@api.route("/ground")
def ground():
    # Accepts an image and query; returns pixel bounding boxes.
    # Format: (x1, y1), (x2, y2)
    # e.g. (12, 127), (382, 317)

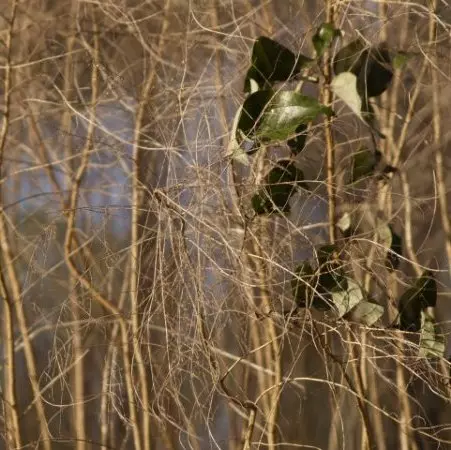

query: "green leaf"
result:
(419, 312), (445, 358)
(398, 299), (422, 332)
(312, 23), (342, 58)
(237, 90), (332, 146)
(357, 45), (393, 98)
(386, 227), (402, 271)
(392, 51), (412, 70)
(331, 73), (385, 137)
(244, 36), (312, 93)
(287, 124), (308, 155)
(414, 270), (437, 309)
(337, 212), (352, 236)
(230, 145), (250, 166)
(237, 90), (274, 143)
(333, 39), (393, 98)
(227, 104), (251, 165)
(255, 91), (333, 142)
(311, 266), (346, 311)
(292, 262), (316, 307)
(316, 244), (338, 265)
(315, 247), (347, 309)
(331, 72), (362, 117)
(348, 301), (384, 326)
(267, 160), (296, 183)
(251, 192), (272, 214)
(377, 220), (393, 255)
(317, 263), (347, 292)
(332, 278), (364, 318)
(292, 244), (347, 312)
(266, 160), (309, 190)
(333, 39), (367, 75)
(251, 160), (308, 215)
(398, 271), (437, 332)
(351, 147), (378, 182)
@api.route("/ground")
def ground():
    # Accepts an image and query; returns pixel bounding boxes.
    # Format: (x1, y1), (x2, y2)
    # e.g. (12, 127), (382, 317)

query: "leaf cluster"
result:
(234, 26), (443, 358)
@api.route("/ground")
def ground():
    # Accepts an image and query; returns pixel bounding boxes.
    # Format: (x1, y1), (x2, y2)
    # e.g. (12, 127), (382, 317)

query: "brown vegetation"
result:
(0, 0), (450, 449)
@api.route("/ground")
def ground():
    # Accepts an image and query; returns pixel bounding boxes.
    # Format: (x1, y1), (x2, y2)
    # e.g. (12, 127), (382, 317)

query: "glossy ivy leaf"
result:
(251, 192), (272, 214)
(251, 160), (308, 215)
(337, 212), (352, 236)
(292, 262), (316, 307)
(237, 90), (274, 144)
(414, 270), (437, 309)
(287, 124), (308, 155)
(315, 245), (347, 305)
(333, 39), (393, 99)
(228, 104), (251, 164)
(331, 72), (362, 117)
(312, 23), (341, 58)
(331, 73), (385, 137)
(351, 147), (379, 182)
(386, 227), (402, 271)
(333, 39), (366, 75)
(255, 91), (333, 142)
(316, 244), (338, 264)
(357, 45), (393, 98)
(292, 244), (347, 312)
(251, 185), (293, 214)
(318, 262), (347, 291)
(419, 312), (445, 358)
(348, 301), (384, 326)
(376, 220), (393, 257)
(237, 90), (332, 146)
(313, 263), (347, 311)
(398, 300), (422, 332)
(332, 278), (364, 318)
(244, 36), (312, 93)
(266, 159), (302, 184)
(398, 271), (437, 332)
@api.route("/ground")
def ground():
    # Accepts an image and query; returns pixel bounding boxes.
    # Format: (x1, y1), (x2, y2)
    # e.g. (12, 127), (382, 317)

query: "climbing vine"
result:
(231, 25), (444, 358)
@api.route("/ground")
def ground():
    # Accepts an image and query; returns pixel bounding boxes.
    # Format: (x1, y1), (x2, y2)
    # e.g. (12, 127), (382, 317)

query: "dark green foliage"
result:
(357, 45), (393, 99)
(317, 261), (347, 296)
(420, 314), (445, 358)
(333, 39), (393, 100)
(349, 148), (398, 184)
(291, 244), (348, 311)
(287, 124), (308, 155)
(345, 300), (384, 326)
(386, 227), (402, 271)
(398, 271), (437, 332)
(350, 147), (379, 182)
(237, 90), (274, 144)
(235, 32), (442, 358)
(415, 271), (437, 309)
(312, 23), (341, 57)
(316, 245), (347, 303)
(237, 90), (333, 146)
(292, 262), (316, 307)
(399, 300), (422, 332)
(244, 36), (312, 92)
(316, 244), (338, 264)
(333, 39), (367, 75)
(292, 263), (343, 311)
(251, 160), (308, 215)
(392, 51), (413, 70)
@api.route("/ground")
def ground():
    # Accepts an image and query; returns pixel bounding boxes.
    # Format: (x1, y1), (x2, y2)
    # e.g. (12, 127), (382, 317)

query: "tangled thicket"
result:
(0, 1), (451, 449)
